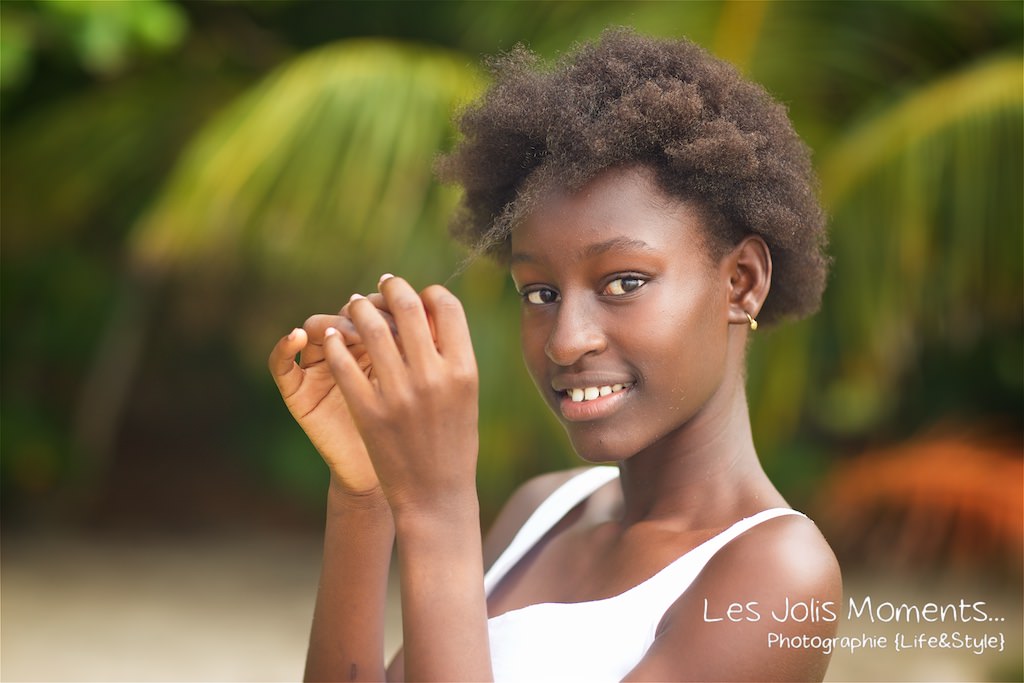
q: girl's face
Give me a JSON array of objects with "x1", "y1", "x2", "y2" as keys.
[{"x1": 510, "y1": 165, "x2": 735, "y2": 463}]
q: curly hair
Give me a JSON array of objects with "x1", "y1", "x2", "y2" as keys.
[{"x1": 437, "y1": 28, "x2": 829, "y2": 324}]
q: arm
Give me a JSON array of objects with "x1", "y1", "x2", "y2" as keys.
[
  {"x1": 307, "y1": 485, "x2": 394, "y2": 682},
  {"x1": 325, "y1": 277, "x2": 493, "y2": 681},
  {"x1": 386, "y1": 467, "x2": 588, "y2": 680},
  {"x1": 269, "y1": 320, "x2": 393, "y2": 682},
  {"x1": 393, "y1": 496, "x2": 490, "y2": 682},
  {"x1": 623, "y1": 515, "x2": 843, "y2": 682}
]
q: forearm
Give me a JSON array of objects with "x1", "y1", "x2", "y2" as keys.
[
  {"x1": 305, "y1": 481, "x2": 396, "y2": 682},
  {"x1": 394, "y1": 496, "x2": 492, "y2": 682}
]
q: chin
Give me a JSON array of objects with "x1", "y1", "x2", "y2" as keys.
[
  {"x1": 565, "y1": 415, "x2": 693, "y2": 465},
  {"x1": 565, "y1": 428, "x2": 641, "y2": 465}
]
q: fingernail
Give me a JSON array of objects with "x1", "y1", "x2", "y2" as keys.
[
  {"x1": 349, "y1": 293, "x2": 365, "y2": 302},
  {"x1": 325, "y1": 327, "x2": 338, "y2": 338},
  {"x1": 287, "y1": 328, "x2": 299, "y2": 341},
  {"x1": 378, "y1": 273, "x2": 394, "y2": 287}
]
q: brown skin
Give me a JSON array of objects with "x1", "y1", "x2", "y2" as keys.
[
  {"x1": 491, "y1": 165, "x2": 841, "y2": 680},
  {"x1": 325, "y1": 281, "x2": 491, "y2": 682},
  {"x1": 273, "y1": 164, "x2": 841, "y2": 681},
  {"x1": 268, "y1": 315, "x2": 393, "y2": 682}
]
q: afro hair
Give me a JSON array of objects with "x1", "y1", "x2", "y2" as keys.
[{"x1": 437, "y1": 28, "x2": 829, "y2": 324}]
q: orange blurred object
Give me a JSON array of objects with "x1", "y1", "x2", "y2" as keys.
[{"x1": 816, "y1": 428, "x2": 1023, "y2": 574}]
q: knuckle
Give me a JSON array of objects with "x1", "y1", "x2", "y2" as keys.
[
  {"x1": 438, "y1": 301, "x2": 462, "y2": 319},
  {"x1": 383, "y1": 385, "x2": 415, "y2": 412},
  {"x1": 408, "y1": 376, "x2": 431, "y2": 396},
  {"x1": 360, "y1": 401, "x2": 385, "y2": 424},
  {"x1": 393, "y1": 294, "x2": 422, "y2": 315},
  {"x1": 411, "y1": 369, "x2": 442, "y2": 393},
  {"x1": 363, "y1": 322, "x2": 391, "y2": 344},
  {"x1": 423, "y1": 285, "x2": 457, "y2": 306},
  {"x1": 452, "y1": 365, "x2": 478, "y2": 388}
]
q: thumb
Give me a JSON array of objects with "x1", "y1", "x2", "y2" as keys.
[{"x1": 269, "y1": 327, "x2": 308, "y2": 398}]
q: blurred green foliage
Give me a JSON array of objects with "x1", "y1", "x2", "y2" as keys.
[
  {"x1": 1, "y1": 0, "x2": 187, "y2": 89},
  {"x1": 1, "y1": 0, "x2": 1021, "y2": 528}
]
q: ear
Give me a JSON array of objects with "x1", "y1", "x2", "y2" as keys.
[{"x1": 723, "y1": 235, "x2": 771, "y2": 328}]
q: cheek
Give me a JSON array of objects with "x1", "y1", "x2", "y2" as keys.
[
  {"x1": 519, "y1": 311, "x2": 550, "y2": 382},
  {"x1": 634, "y1": 282, "x2": 729, "y2": 388}
]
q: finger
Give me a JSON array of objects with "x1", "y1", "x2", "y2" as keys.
[
  {"x1": 304, "y1": 314, "x2": 361, "y2": 343},
  {"x1": 268, "y1": 327, "x2": 307, "y2": 398},
  {"x1": 339, "y1": 292, "x2": 389, "y2": 319},
  {"x1": 300, "y1": 314, "x2": 361, "y2": 368},
  {"x1": 322, "y1": 327, "x2": 377, "y2": 417},
  {"x1": 377, "y1": 273, "x2": 438, "y2": 345},
  {"x1": 347, "y1": 343, "x2": 375, "y2": 378},
  {"x1": 421, "y1": 285, "x2": 475, "y2": 363},
  {"x1": 341, "y1": 296, "x2": 400, "y2": 351},
  {"x1": 379, "y1": 276, "x2": 437, "y2": 372},
  {"x1": 338, "y1": 295, "x2": 400, "y2": 346},
  {"x1": 347, "y1": 295, "x2": 406, "y2": 388}
]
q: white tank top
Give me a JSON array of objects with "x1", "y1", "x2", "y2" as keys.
[{"x1": 484, "y1": 466, "x2": 804, "y2": 682}]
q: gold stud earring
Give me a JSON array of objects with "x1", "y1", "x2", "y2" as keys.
[{"x1": 745, "y1": 313, "x2": 758, "y2": 331}]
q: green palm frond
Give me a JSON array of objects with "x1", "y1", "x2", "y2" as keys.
[
  {"x1": 750, "y1": 53, "x2": 1023, "y2": 443},
  {"x1": 823, "y1": 54, "x2": 1022, "y2": 361},
  {"x1": 1, "y1": 71, "x2": 239, "y2": 253},
  {"x1": 820, "y1": 54, "x2": 1023, "y2": 208},
  {"x1": 129, "y1": 39, "x2": 484, "y2": 281},
  {"x1": 116, "y1": 11, "x2": 1020, "y2": 512}
]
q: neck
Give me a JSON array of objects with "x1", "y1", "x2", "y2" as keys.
[{"x1": 615, "y1": 372, "x2": 778, "y2": 527}]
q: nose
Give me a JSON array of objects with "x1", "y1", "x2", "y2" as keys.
[{"x1": 544, "y1": 296, "x2": 607, "y2": 366}]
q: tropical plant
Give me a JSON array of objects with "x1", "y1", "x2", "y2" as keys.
[{"x1": 2, "y1": 0, "x2": 1020, "y2": 528}]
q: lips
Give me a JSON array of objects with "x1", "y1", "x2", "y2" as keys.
[
  {"x1": 564, "y1": 383, "x2": 633, "y2": 402},
  {"x1": 551, "y1": 374, "x2": 635, "y2": 422}
]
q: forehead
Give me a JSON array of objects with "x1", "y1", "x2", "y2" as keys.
[{"x1": 510, "y1": 165, "x2": 710, "y2": 263}]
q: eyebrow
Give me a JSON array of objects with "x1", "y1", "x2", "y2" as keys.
[
  {"x1": 582, "y1": 236, "x2": 658, "y2": 259},
  {"x1": 510, "y1": 236, "x2": 658, "y2": 265}
]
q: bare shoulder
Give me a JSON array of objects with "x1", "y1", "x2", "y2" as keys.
[
  {"x1": 704, "y1": 512, "x2": 842, "y2": 597},
  {"x1": 482, "y1": 467, "x2": 594, "y2": 570},
  {"x1": 626, "y1": 512, "x2": 843, "y2": 682}
]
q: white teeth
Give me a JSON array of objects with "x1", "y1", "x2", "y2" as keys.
[{"x1": 565, "y1": 383, "x2": 632, "y2": 403}]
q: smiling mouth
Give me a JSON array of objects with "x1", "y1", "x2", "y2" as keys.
[{"x1": 563, "y1": 383, "x2": 635, "y2": 403}]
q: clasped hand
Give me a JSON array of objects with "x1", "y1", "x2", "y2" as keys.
[{"x1": 270, "y1": 275, "x2": 480, "y2": 518}]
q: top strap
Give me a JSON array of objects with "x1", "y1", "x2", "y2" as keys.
[
  {"x1": 484, "y1": 466, "x2": 619, "y2": 596},
  {"x1": 688, "y1": 507, "x2": 806, "y2": 561},
  {"x1": 627, "y1": 507, "x2": 807, "y2": 608}
]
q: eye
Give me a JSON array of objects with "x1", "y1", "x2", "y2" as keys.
[
  {"x1": 603, "y1": 276, "x2": 647, "y2": 296},
  {"x1": 523, "y1": 288, "x2": 560, "y2": 305}
]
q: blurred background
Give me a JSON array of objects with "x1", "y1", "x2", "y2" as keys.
[{"x1": 1, "y1": 1, "x2": 1021, "y2": 681}]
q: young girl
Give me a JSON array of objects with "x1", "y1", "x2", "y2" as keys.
[{"x1": 270, "y1": 29, "x2": 841, "y2": 682}]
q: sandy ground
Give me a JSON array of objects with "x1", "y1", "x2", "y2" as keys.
[
  {"x1": 1, "y1": 532, "x2": 403, "y2": 682},
  {"x1": 2, "y1": 532, "x2": 1020, "y2": 682}
]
